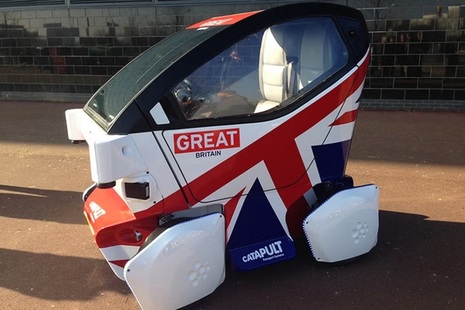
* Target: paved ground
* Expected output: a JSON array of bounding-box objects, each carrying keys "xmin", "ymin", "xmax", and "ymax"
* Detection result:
[{"xmin": 0, "ymin": 101, "xmax": 464, "ymax": 310}]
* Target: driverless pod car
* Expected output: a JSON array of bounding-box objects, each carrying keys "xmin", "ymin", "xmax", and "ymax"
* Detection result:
[{"xmin": 66, "ymin": 3, "xmax": 379, "ymax": 309}]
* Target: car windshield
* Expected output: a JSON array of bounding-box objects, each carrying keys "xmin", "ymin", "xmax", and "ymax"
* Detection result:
[
  {"xmin": 84, "ymin": 26, "xmax": 224, "ymax": 129},
  {"xmin": 173, "ymin": 17, "xmax": 348, "ymax": 120}
]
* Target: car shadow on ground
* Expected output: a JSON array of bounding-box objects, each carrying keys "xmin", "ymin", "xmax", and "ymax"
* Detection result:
[
  {"xmin": 0, "ymin": 184, "xmax": 85, "ymax": 224},
  {"xmin": 183, "ymin": 210, "xmax": 465, "ymax": 309},
  {"xmin": 0, "ymin": 248, "xmax": 132, "ymax": 301},
  {"xmin": 2, "ymin": 210, "xmax": 463, "ymax": 309}
]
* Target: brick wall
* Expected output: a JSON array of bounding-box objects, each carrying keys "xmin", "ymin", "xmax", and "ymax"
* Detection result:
[
  {"xmin": 359, "ymin": 2, "xmax": 465, "ymax": 110},
  {"xmin": 0, "ymin": 1, "xmax": 464, "ymax": 110}
]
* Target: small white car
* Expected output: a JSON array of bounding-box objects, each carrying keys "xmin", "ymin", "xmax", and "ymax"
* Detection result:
[{"xmin": 66, "ymin": 3, "xmax": 379, "ymax": 309}]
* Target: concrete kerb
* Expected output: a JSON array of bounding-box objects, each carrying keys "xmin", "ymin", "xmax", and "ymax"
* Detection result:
[
  {"xmin": 0, "ymin": 92, "xmax": 91, "ymax": 104},
  {"xmin": 1, "ymin": 92, "xmax": 465, "ymax": 113}
]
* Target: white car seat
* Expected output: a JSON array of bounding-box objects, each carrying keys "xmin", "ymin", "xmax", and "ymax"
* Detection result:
[
  {"xmin": 254, "ymin": 25, "xmax": 301, "ymax": 113},
  {"xmin": 298, "ymin": 21, "xmax": 330, "ymax": 89}
]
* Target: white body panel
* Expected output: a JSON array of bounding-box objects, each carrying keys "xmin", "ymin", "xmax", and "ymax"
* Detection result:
[
  {"xmin": 65, "ymin": 109, "xmax": 148, "ymax": 184},
  {"xmin": 124, "ymin": 213, "xmax": 226, "ymax": 310},
  {"xmin": 89, "ymin": 134, "xmax": 148, "ymax": 184},
  {"xmin": 303, "ymin": 185, "xmax": 379, "ymax": 262}
]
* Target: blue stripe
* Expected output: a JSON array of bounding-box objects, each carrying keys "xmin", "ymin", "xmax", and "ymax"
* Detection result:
[
  {"xmin": 228, "ymin": 179, "xmax": 295, "ymax": 270},
  {"xmin": 312, "ymin": 140, "xmax": 351, "ymax": 182}
]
